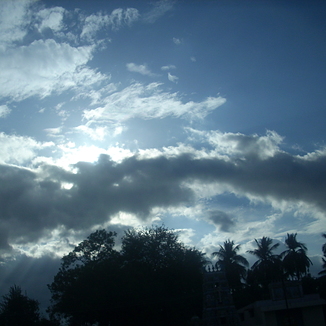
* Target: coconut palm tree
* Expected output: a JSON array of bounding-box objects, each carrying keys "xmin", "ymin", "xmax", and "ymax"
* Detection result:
[
  {"xmin": 318, "ymin": 256, "xmax": 326, "ymax": 276},
  {"xmin": 318, "ymin": 233, "xmax": 326, "ymax": 276},
  {"xmin": 212, "ymin": 239, "xmax": 249, "ymax": 291},
  {"xmin": 247, "ymin": 237, "xmax": 282, "ymax": 286},
  {"xmin": 322, "ymin": 233, "xmax": 326, "ymax": 255},
  {"xmin": 281, "ymin": 233, "xmax": 312, "ymax": 280}
]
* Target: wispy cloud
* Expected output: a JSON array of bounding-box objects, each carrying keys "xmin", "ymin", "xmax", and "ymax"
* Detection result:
[
  {"xmin": 168, "ymin": 72, "xmax": 179, "ymax": 83},
  {"xmin": 143, "ymin": 0, "xmax": 174, "ymax": 23},
  {"xmin": 44, "ymin": 127, "xmax": 63, "ymax": 138},
  {"xmin": 83, "ymin": 82, "xmax": 226, "ymax": 123},
  {"xmin": 0, "ymin": 39, "xmax": 106, "ymax": 101},
  {"xmin": 126, "ymin": 63, "xmax": 156, "ymax": 76},
  {"xmin": 161, "ymin": 64, "xmax": 176, "ymax": 71},
  {"xmin": 81, "ymin": 8, "xmax": 139, "ymax": 40},
  {"xmin": 0, "ymin": 105, "xmax": 11, "ymax": 118},
  {"xmin": 73, "ymin": 125, "xmax": 109, "ymax": 141},
  {"xmin": 173, "ymin": 37, "xmax": 181, "ymax": 45}
]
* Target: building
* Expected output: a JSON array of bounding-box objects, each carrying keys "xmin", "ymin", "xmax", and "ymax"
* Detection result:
[
  {"xmin": 238, "ymin": 281, "xmax": 326, "ymax": 326},
  {"xmin": 203, "ymin": 267, "xmax": 240, "ymax": 326}
]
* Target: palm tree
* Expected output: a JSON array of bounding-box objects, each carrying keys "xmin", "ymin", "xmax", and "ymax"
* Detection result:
[
  {"xmin": 212, "ymin": 239, "xmax": 249, "ymax": 291},
  {"xmin": 322, "ymin": 233, "xmax": 326, "ymax": 255},
  {"xmin": 247, "ymin": 237, "xmax": 282, "ymax": 286},
  {"xmin": 318, "ymin": 233, "xmax": 326, "ymax": 276},
  {"xmin": 281, "ymin": 233, "xmax": 312, "ymax": 280},
  {"xmin": 319, "ymin": 256, "xmax": 326, "ymax": 276}
]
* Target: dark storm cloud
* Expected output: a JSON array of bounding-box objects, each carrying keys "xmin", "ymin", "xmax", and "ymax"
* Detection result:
[
  {"xmin": 207, "ymin": 210, "xmax": 235, "ymax": 232},
  {"xmin": 0, "ymin": 164, "xmax": 69, "ymax": 247},
  {"xmin": 1, "ymin": 149, "xmax": 326, "ymax": 248},
  {"xmin": 0, "ymin": 155, "xmax": 195, "ymax": 247}
]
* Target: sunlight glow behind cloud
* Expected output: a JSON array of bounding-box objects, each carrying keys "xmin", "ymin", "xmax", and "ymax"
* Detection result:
[{"xmin": 0, "ymin": 1, "xmax": 326, "ymax": 304}]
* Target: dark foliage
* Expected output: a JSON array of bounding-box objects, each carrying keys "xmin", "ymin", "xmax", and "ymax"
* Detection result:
[
  {"xmin": 319, "ymin": 233, "xmax": 326, "ymax": 277},
  {"xmin": 281, "ymin": 233, "xmax": 312, "ymax": 280},
  {"xmin": 232, "ymin": 233, "xmax": 323, "ymax": 308},
  {"xmin": 212, "ymin": 239, "xmax": 248, "ymax": 292},
  {"xmin": 3, "ymin": 230, "xmax": 325, "ymax": 322},
  {"xmin": 48, "ymin": 225, "xmax": 206, "ymax": 326},
  {"xmin": 247, "ymin": 236, "xmax": 283, "ymax": 298},
  {"xmin": 0, "ymin": 285, "xmax": 40, "ymax": 326}
]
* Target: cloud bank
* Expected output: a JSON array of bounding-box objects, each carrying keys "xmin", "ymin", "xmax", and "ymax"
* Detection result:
[{"xmin": 1, "ymin": 130, "xmax": 326, "ymax": 257}]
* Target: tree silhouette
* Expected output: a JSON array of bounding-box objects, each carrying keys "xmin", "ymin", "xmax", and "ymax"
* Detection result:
[
  {"xmin": 212, "ymin": 239, "xmax": 248, "ymax": 291},
  {"xmin": 247, "ymin": 237, "xmax": 282, "ymax": 288},
  {"xmin": 0, "ymin": 285, "xmax": 40, "ymax": 326},
  {"xmin": 48, "ymin": 229, "xmax": 119, "ymax": 325},
  {"xmin": 281, "ymin": 233, "xmax": 312, "ymax": 280},
  {"xmin": 318, "ymin": 233, "xmax": 326, "ymax": 300},
  {"xmin": 48, "ymin": 226, "xmax": 206, "ymax": 326},
  {"xmin": 61, "ymin": 229, "xmax": 118, "ymax": 269},
  {"xmin": 322, "ymin": 233, "xmax": 326, "ymax": 255},
  {"xmin": 318, "ymin": 233, "xmax": 326, "ymax": 276}
]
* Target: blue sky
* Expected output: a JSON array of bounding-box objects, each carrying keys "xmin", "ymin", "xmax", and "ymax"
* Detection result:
[{"xmin": 0, "ymin": 0, "xmax": 326, "ymax": 311}]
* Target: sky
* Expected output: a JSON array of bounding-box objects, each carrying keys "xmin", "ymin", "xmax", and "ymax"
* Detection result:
[{"xmin": 0, "ymin": 0, "xmax": 326, "ymax": 312}]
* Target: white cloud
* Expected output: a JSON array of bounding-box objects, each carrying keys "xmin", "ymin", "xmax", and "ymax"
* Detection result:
[
  {"xmin": 73, "ymin": 125, "xmax": 109, "ymax": 141},
  {"xmin": 81, "ymin": 13, "xmax": 108, "ymax": 40},
  {"xmin": 54, "ymin": 144, "xmax": 109, "ymax": 167},
  {"xmin": 81, "ymin": 8, "xmax": 139, "ymax": 40},
  {"xmin": 143, "ymin": 0, "xmax": 174, "ymax": 23},
  {"xmin": 44, "ymin": 127, "xmax": 63, "ymax": 138},
  {"xmin": 188, "ymin": 129, "xmax": 283, "ymax": 160},
  {"xmin": 0, "ymin": 39, "xmax": 106, "ymax": 101},
  {"xmin": 72, "ymin": 82, "xmax": 117, "ymax": 105},
  {"xmin": 0, "ymin": 0, "xmax": 32, "ymax": 50},
  {"xmin": 109, "ymin": 8, "xmax": 140, "ymax": 28},
  {"xmin": 126, "ymin": 63, "xmax": 155, "ymax": 76},
  {"xmin": 33, "ymin": 142, "xmax": 134, "ymax": 171},
  {"xmin": 161, "ymin": 65, "xmax": 176, "ymax": 71},
  {"xmin": 175, "ymin": 228, "xmax": 196, "ymax": 246},
  {"xmin": 123, "ymin": 8, "xmax": 140, "ymax": 25},
  {"xmin": 36, "ymin": 6, "xmax": 65, "ymax": 32},
  {"xmin": 110, "ymin": 212, "xmax": 148, "ymax": 228},
  {"xmin": 173, "ymin": 37, "xmax": 181, "ymax": 45},
  {"xmin": 0, "ymin": 133, "xmax": 54, "ymax": 165},
  {"xmin": 190, "ymin": 57, "xmax": 196, "ymax": 62},
  {"xmin": 168, "ymin": 72, "xmax": 178, "ymax": 83},
  {"xmin": 0, "ymin": 105, "xmax": 11, "ymax": 118},
  {"xmin": 83, "ymin": 82, "xmax": 226, "ymax": 122}
]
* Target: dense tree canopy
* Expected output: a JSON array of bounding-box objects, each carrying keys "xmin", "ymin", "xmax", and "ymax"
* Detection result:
[
  {"xmin": 3, "ymin": 230, "xmax": 326, "ymax": 323},
  {"xmin": 0, "ymin": 285, "xmax": 40, "ymax": 326},
  {"xmin": 48, "ymin": 225, "xmax": 206, "ymax": 326}
]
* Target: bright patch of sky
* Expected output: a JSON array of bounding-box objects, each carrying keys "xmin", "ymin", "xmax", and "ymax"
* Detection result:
[{"xmin": 1, "ymin": 0, "xmax": 326, "ymax": 310}]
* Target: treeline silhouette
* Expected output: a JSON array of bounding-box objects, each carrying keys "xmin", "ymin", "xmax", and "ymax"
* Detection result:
[{"xmin": 1, "ymin": 227, "xmax": 326, "ymax": 326}]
